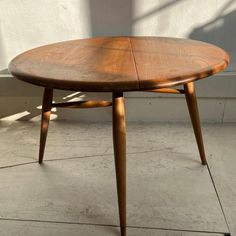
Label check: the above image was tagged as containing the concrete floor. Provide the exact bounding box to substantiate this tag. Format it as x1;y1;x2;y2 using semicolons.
0;121;235;236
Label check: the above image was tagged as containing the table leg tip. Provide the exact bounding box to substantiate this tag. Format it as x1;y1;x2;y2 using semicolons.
120;226;126;236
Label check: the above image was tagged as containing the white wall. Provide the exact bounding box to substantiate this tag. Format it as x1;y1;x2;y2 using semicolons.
0;0;236;122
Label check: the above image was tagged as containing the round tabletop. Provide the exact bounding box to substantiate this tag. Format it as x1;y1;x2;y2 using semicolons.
9;37;229;92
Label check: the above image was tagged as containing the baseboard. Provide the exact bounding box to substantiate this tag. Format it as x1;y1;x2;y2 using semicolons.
0;96;235;123
0;72;236;123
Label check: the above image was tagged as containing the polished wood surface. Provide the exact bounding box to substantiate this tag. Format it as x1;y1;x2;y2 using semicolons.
112;92;126;236
145;88;185;94
184;82;207;165
131;37;229;90
52;100;112;108
39;88;53;164
8;37;230;236
9;37;138;92
9;37;229;92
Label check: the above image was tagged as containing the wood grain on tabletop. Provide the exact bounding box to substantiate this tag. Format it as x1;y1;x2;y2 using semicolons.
9;37;229;92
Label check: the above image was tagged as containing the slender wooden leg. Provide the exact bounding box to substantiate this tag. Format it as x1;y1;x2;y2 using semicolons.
39;88;53;164
112;92;126;236
184;82;207;165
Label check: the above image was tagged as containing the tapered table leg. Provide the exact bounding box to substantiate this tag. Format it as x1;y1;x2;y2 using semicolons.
39;88;53;164
112;92;126;236
184;82;207;165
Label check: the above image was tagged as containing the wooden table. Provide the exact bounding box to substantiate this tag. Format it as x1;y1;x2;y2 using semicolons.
9;36;229;236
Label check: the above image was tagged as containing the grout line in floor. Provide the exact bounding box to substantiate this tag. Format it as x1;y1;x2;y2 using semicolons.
0;217;228;235
0;161;37;169
206;163;231;236
0;147;176;170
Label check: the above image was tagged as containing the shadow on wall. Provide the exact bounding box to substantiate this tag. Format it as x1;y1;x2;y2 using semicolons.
189;0;236;71
88;0;186;36
2;0;234;121
0;23;7;73
1;0;134;121
88;0;133;36
132;0;186;24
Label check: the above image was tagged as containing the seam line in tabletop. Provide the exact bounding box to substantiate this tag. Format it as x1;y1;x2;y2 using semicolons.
129;37;140;89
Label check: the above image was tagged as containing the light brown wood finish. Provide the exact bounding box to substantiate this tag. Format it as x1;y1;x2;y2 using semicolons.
145;88;185;94
9;37;138;92
8;37;230;236
9;37;229;92
112;92;126;236
52;100;112;108
130;37;229;90
184;82;207;165
39;88;53;164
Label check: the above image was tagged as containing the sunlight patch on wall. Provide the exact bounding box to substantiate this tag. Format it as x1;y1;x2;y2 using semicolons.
0;0;92;70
